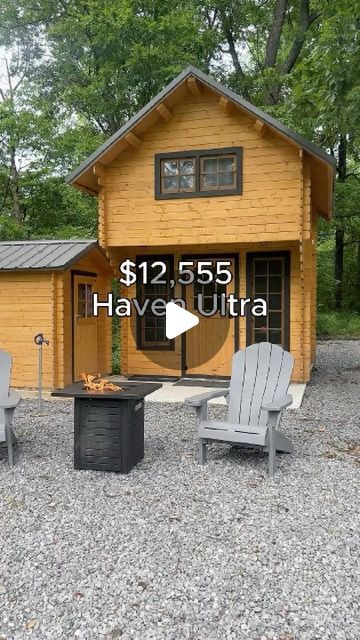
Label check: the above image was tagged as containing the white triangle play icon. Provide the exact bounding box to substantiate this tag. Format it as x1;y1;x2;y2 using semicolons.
165;302;199;339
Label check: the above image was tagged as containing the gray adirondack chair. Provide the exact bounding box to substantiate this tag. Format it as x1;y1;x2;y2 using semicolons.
0;350;20;467
185;342;294;476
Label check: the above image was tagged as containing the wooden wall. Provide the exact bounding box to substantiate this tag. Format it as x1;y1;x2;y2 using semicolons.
58;252;113;388
0;271;55;388
0;249;113;390
100;87;302;248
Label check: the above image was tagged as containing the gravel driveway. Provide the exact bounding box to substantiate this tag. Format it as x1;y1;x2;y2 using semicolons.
1;341;359;640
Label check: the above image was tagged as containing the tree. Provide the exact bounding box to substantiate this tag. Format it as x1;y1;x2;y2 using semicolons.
207;0;322;106
0;48;99;239
0;0;219;239
0;48;47;224
290;0;360;310
1;0;218;136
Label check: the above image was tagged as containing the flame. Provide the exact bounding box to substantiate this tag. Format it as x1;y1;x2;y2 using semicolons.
81;373;123;392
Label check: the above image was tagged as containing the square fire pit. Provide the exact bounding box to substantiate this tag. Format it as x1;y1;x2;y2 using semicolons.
52;382;161;473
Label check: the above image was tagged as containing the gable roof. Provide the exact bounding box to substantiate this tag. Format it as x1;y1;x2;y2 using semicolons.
0;239;101;271
66;65;335;217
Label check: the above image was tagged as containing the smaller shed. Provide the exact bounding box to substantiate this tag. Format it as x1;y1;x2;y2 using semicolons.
0;240;114;390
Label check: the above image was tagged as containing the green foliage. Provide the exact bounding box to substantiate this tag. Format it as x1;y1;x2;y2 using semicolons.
0;215;27;241
111;279;120;375
318;232;360;313
24;177;97;238
0;0;218;241
317;312;360;338
1;0;217;135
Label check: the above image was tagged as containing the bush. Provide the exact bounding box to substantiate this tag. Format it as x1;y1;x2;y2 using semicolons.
317;312;360;338
112;279;120;374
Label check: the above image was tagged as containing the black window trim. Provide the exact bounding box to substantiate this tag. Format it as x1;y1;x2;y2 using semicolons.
155;147;243;200
246;251;290;352
136;254;175;351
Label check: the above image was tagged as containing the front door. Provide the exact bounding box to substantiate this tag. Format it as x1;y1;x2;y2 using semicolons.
184;256;237;377
73;275;98;380
247;252;290;350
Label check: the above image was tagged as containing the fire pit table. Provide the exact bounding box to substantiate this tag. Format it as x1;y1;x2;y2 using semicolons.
52;382;161;473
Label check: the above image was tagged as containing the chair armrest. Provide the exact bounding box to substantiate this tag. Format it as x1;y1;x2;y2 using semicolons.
1;390;21;409
262;394;293;412
185;388;229;407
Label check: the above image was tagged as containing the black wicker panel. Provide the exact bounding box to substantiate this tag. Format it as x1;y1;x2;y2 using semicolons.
74;398;145;473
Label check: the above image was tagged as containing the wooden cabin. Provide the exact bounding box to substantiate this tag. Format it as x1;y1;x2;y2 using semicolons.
67;66;335;383
0;240;113;389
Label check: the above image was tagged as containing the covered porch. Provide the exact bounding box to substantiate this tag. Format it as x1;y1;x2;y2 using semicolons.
108;240;315;383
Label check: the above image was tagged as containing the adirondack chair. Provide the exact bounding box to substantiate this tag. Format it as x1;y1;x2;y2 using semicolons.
185;342;294;476
0;350;20;467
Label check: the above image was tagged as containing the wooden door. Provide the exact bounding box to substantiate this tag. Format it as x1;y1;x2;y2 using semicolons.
184;257;236;377
247;253;290;350
73;276;98;380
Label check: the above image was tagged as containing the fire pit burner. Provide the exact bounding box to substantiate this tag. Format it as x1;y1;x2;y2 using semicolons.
81;373;125;392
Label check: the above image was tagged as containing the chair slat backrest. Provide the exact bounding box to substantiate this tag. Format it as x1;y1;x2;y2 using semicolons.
227;343;294;426
0;350;11;402
0;351;12;440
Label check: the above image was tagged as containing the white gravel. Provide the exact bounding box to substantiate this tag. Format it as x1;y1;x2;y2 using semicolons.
1;340;359;640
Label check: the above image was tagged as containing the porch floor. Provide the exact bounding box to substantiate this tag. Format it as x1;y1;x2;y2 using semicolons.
110;376;306;408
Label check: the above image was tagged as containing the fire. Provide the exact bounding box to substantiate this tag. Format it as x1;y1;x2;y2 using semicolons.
81;373;124;392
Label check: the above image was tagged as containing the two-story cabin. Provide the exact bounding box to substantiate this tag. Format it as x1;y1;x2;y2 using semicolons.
67;66;335;383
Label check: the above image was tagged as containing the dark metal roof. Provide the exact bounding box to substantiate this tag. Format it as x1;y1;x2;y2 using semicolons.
66;65;336;186
0;240;98;271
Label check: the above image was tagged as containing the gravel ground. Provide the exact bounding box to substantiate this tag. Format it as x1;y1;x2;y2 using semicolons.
1;340;359;640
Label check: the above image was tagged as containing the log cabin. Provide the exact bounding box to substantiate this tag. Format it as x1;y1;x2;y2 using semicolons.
66;66;335;383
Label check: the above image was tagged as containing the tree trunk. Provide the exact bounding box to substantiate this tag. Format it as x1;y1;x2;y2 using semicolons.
9;150;22;223
262;0;320;105
334;134;347;310
334;228;344;310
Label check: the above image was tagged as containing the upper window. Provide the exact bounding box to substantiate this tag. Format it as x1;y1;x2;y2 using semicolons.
161;158;196;194
155;147;242;199
200;154;237;191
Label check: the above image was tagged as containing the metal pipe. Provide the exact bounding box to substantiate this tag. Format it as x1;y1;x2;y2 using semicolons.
38;343;42;410
34;334;49;410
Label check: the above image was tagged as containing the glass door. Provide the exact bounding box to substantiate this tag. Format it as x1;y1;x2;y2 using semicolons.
247;253;289;349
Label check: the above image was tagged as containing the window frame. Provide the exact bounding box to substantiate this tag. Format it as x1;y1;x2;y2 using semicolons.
160;157;196;194
136;254;175;351
155;147;243;200
246;251;290;351
77;282;93;318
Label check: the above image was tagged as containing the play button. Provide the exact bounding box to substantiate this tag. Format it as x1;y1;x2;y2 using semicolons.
165;301;199;339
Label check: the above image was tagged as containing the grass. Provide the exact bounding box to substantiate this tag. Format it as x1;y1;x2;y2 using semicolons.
317;311;360;339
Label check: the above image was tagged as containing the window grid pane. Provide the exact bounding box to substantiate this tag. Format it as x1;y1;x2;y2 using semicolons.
159;151;240;196
85;284;93;317
161;158;195;193
139;258;172;347
200;154;237;192
77;284;86;317
251;257;285;347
